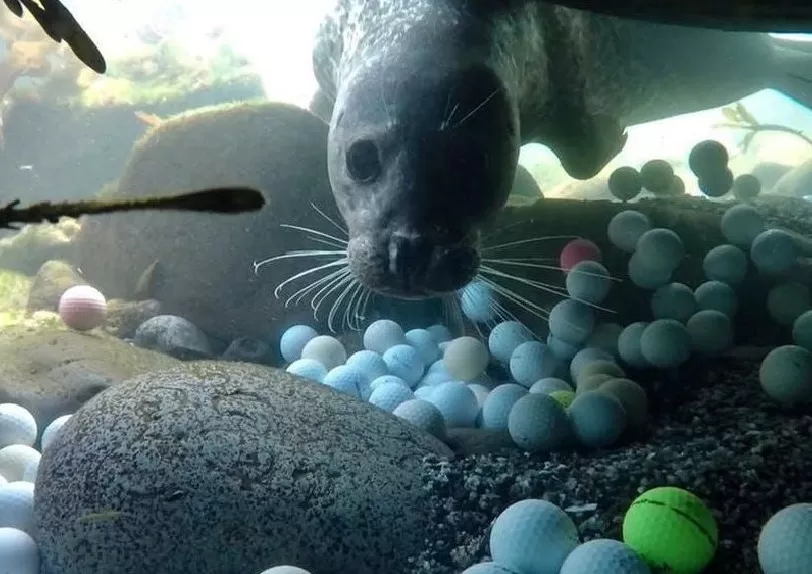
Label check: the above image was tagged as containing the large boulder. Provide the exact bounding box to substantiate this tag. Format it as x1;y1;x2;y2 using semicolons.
71;102;337;344
0;325;180;442
35;362;451;574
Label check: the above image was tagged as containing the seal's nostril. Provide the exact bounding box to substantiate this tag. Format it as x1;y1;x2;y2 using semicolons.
345;139;381;183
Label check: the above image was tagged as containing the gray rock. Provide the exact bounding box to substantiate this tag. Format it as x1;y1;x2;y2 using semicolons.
35;362;452;574
0;326;180;445
134;314;213;360
103;298;162;339
26;259;86;313
221;336;272;364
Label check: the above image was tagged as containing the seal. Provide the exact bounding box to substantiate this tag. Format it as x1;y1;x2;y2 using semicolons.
312;0;812;299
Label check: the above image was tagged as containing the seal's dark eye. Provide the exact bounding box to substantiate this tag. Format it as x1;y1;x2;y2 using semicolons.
345;139;381;183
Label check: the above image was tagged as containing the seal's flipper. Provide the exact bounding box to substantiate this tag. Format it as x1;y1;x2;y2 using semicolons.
774;46;812;110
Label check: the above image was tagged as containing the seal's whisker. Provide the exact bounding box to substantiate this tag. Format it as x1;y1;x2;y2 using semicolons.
310;202;349;238
253;249;346;274
442;294;466;335
482;235;578;252
313;273;354;318
327;277;361;333
348;284;371;331
285;267;350;308
480;264;616;314
346;282;369;331
479;264;569;298
564;264;624;283
477;275;552;321
481;219;538;243
311;271;353;316
439;97;460;131
451;87;500;130
482;258;564;273
280;224;348;246
301;236;347;249
272;259;349;298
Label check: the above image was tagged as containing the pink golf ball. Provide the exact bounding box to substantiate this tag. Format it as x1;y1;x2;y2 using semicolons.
58;285;107;331
560;238;602;273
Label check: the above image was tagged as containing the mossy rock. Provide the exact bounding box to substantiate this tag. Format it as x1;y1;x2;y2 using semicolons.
0;269;32;312
71;101;335;346
0;325;181;444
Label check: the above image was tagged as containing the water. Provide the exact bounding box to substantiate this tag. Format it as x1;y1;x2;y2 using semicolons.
0;2;810;574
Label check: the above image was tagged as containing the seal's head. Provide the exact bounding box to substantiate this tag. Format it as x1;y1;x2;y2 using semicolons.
327;33;519;299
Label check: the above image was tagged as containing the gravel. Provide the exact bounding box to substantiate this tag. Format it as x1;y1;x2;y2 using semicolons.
408;354;812;573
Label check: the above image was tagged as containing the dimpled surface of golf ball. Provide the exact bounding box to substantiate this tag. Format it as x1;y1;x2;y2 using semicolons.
429;381;480;427
560;539;651;574
687;310;732;356
635;228;684;273
279;325;318;363
560;238;602;272
793;310;812;351
549;299;595;345
368;382;414;413
300;335;346;370
444;336;489;381
259;566;312;574
608;166;642;201
0;527;38;574
481;384;527;430
489;321;533;364
651;283;696;323
426;324;452;343
628;252;672;290
363;319;405;353
757;502;812;574
0;404;36;449
383;344;425;386
759;345;812;405
530;377;572;395
392;399;446;438
460;562;519;574
767;282;810;326
405;329;441;364
460;280;497;323
640;319;691;369
490;499;580;574
586;322;623;358
566;260;612;303
608;210;651;252
721;203;764;247
750;229;797;275
510;341;559;387
694;280;737;317
285;358;328;382
618;322;649;369
323;366;370;399
732;173;761;201
345;350;388;382
702;244;748;285
547;334;580;361
569;390;627;448
508;393;572;451
570;347;613;381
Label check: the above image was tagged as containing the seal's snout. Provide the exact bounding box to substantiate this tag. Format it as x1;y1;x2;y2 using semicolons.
348;229;480;299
